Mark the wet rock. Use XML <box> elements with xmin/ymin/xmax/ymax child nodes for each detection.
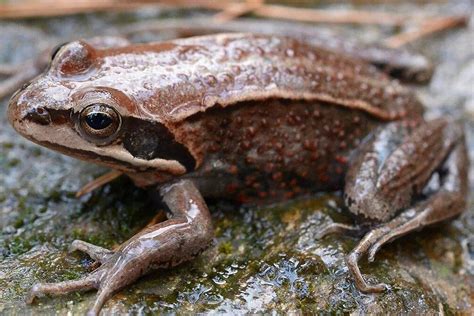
<box><xmin>0</xmin><ymin>1</ymin><xmax>473</xmax><ymax>314</ymax></box>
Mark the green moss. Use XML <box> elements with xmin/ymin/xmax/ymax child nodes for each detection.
<box><xmin>7</xmin><ymin>158</ymin><xmax>20</xmax><ymax>167</ymax></box>
<box><xmin>13</xmin><ymin>218</ymin><xmax>24</xmax><ymax>229</ymax></box>
<box><xmin>4</xmin><ymin>236</ymin><xmax>33</xmax><ymax>255</ymax></box>
<box><xmin>2</xmin><ymin>142</ymin><xmax>13</xmax><ymax>149</ymax></box>
<box><xmin>218</xmin><ymin>241</ymin><xmax>233</xmax><ymax>255</ymax></box>
<box><xmin>32</xmin><ymin>147</ymin><xmax>42</xmax><ymax>157</ymax></box>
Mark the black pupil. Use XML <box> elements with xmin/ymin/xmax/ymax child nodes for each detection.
<box><xmin>86</xmin><ymin>112</ymin><xmax>112</xmax><ymax>130</ymax></box>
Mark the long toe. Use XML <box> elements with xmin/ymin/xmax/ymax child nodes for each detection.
<box><xmin>368</xmin><ymin>241</ymin><xmax>385</xmax><ymax>262</ymax></box>
<box><xmin>316</xmin><ymin>222</ymin><xmax>361</xmax><ymax>239</ymax></box>
<box><xmin>359</xmin><ymin>282</ymin><xmax>389</xmax><ymax>293</ymax></box>
<box><xmin>26</xmin><ymin>275</ymin><xmax>98</xmax><ymax>305</ymax></box>
<box><xmin>26</xmin><ymin>284</ymin><xmax>43</xmax><ymax>304</ymax></box>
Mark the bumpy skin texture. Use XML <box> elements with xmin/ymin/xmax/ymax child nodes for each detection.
<box><xmin>7</xmin><ymin>33</ymin><xmax>468</xmax><ymax>314</ymax></box>
<box><xmin>179</xmin><ymin>99</ymin><xmax>385</xmax><ymax>202</ymax></box>
<box><xmin>121</xmin><ymin>17</ymin><xmax>434</xmax><ymax>83</ymax></box>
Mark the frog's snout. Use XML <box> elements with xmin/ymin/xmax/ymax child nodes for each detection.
<box><xmin>7</xmin><ymin>89</ymin><xmax>23</xmax><ymax>129</ymax></box>
<box><xmin>7</xmin><ymin>88</ymin><xmax>52</xmax><ymax>138</ymax></box>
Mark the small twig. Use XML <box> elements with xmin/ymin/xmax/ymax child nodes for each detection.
<box><xmin>0</xmin><ymin>0</ymin><xmax>237</xmax><ymax>19</ymax></box>
<box><xmin>0</xmin><ymin>61</ymin><xmax>40</xmax><ymax>100</ymax></box>
<box><xmin>150</xmin><ymin>0</ymin><xmax>234</xmax><ymax>11</ymax></box>
<box><xmin>0</xmin><ymin>63</ymin><xmax>23</xmax><ymax>76</ymax></box>
<box><xmin>2</xmin><ymin>0</ymin><xmax>414</xmax><ymax>27</ymax></box>
<box><xmin>213</xmin><ymin>0</ymin><xmax>264</xmax><ymax>23</ymax></box>
<box><xmin>76</xmin><ymin>170</ymin><xmax>123</xmax><ymax>198</ymax></box>
<box><xmin>0</xmin><ymin>49</ymin><xmax>50</xmax><ymax>100</ymax></box>
<box><xmin>0</xmin><ymin>0</ymin><xmax>153</xmax><ymax>19</ymax></box>
<box><xmin>253</xmin><ymin>4</ymin><xmax>407</xmax><ymax>26</ymax></box>
<box><xmin>384</xmin><ymin>15</ymin><xmax>468</xmax><ymax>48</ymax></box>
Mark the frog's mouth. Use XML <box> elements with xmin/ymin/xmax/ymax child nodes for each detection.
<box><xmin>7</xmin><ymin>94</ymin><xmax>187</xmax><ymax>177</ymax></box>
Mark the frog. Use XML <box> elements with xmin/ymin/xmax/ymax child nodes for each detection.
<box><xmin>7</xmin><ymin>33</ymin><xmax>468</xmax><ymax>315</ymax></box>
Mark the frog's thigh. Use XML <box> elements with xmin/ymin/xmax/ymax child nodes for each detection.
<box><xmin>345</xmin><ymin>118</ymin><xmax>465</xmax><ymax>222</ymax></box>
<box><xmin>344</xmin><ymin>119</ymin><xmax>468</xmax><ymax>293</ymax></box>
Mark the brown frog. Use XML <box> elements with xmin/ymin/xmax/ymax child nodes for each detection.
<box><xmin>7</xmin><ymin>33</ymin><xmax>468</xmax><ymax>315</ymax></box>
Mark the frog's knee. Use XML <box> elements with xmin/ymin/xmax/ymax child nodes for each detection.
<box><xmin>344</xmin><ymin>190</ymin><xmax>392</xmax><ymax>222</ymax></box>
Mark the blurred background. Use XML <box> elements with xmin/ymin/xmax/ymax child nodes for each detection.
<box><xmin>0</xmin><ymin>0</ymin><xmax>473</xmax><ymax>314</ymax></box>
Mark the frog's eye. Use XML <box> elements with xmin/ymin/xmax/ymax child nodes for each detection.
<box><xmin>79</xmin><ymin>104</ymin><xmax>121</xmax><ymax>142</ymax></box>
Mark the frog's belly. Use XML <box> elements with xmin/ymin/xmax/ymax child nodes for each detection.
<box><xmin>181</xmin><ymin>99</ymin><xmax>380</xmax><ymax>203</ymax></box>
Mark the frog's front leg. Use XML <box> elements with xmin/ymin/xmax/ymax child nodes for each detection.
<box><xmin>27</xmin><ymin>179</ymin><xmax>213</xmax><ymax>315</ymax></box>
<box><xmin>327</xmin><ymin>118</ymin><xmax>468</xmax><ymax>292</ymax></box>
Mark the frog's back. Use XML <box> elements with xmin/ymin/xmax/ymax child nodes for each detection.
<box><xmin>93</xmin><ymin>33</ymin><xmax>423</xmax><ymax>124</ymax></box>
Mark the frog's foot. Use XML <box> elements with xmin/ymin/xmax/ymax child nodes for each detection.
<box><xmin>27</xmin><ymin>179</ymin><xmax>213</xmax><ymax>316</ymax></box>
<box><xmin>26</xmin><ymin>243</ymin><xmax>113</xmax><ymax>306</ymax></box>
<box><xmin>316</xmin><ymin>222</ymin><xmax>364</xmax><ymax>240</ymax></box>
<box><xmin>26</xmin><ymin>271</ymin><xmax>101</xmax><ymax>304</ymax></box>
<box><xmin>343</xmin><ymin>119</ymin><xmax>468</xmax><ymax>293</ymax></box>
<box><xmin>69</xmin><ymin>240</ymin><xmax>115</xmax><ymax>263</ymax></box>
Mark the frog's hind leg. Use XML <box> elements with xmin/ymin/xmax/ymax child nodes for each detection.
<box><xmin>366</xmin><ymin>137</ymin><xmax>468</xmax><ymax>262</ymax></box>
<box><xmin>341</xmin><ymin>118</ymin><xmax>468</xmax><ymax>293</ymax></box>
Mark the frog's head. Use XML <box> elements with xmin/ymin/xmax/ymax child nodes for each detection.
<box><xmin>8</xmin><ymin>40</ymin><xmax>196</xmax><ymax>186</ymax></box>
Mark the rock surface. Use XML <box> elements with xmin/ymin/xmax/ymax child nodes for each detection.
<box><xmin>0</xmin><ymin>1</ymin><xmax>473</xmax><ymax>314</ymax></box>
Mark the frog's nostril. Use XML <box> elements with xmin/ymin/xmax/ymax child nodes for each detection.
<box><xmin>26</xmin><ymin>107</ymin><xmax>51</xmax><ymax>125</ymax></box>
